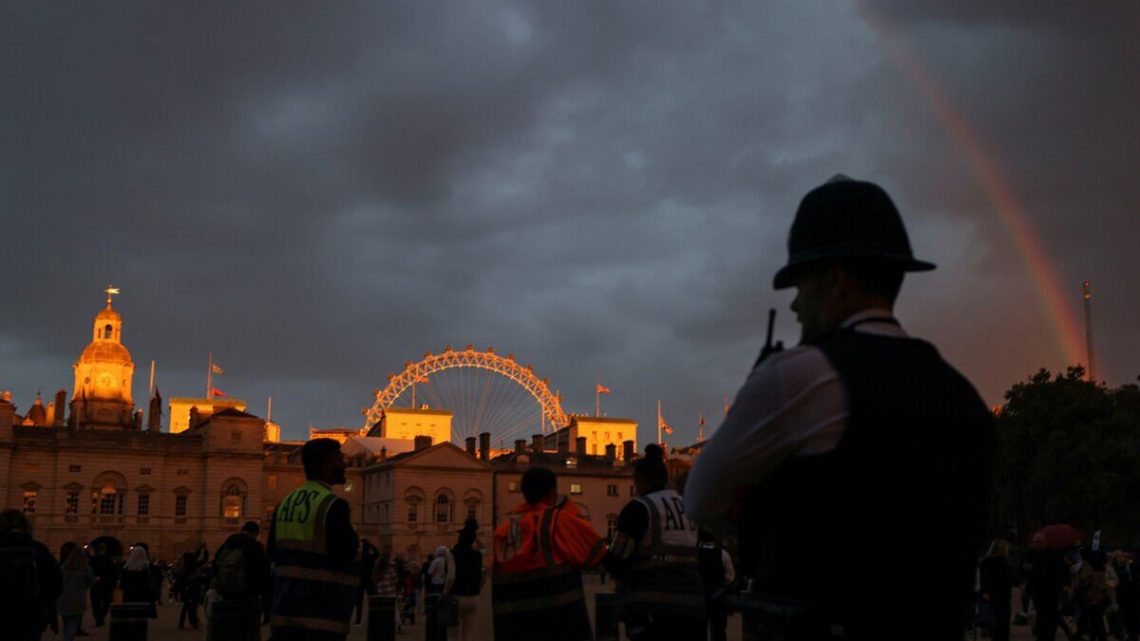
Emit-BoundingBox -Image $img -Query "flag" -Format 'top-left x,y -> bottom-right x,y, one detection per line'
105,286 -> 120,295
596,384 -> 611,395
210,387 -> 227,398
211,363 -> 225,375
658,415 -> 673,435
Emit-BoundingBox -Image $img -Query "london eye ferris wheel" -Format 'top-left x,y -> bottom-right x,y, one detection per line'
363,346 -> 569,449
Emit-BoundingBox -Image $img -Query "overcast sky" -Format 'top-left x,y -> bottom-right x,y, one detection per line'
3,1 -> 1138,445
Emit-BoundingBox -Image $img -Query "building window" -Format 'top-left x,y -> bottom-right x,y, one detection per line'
466,501 -> 478,522
22,491 -> 37,514
175,495 -> 188,517
570,483 -> 583,495
435,494 -> 453,524
66,492 -> 79,515
222,484 -> 244,519
96,491 -> 119,515
607,484 -> 619,497
407,502 -> 419,525
177,469 -> 189,476
137,494 -> 150,516
231,430 -> 242,444
104,324 -> 113,338
267,475 -> 278,490
508,481 -> 518,493
68,464 -> 82,473
140,467 -> 151,476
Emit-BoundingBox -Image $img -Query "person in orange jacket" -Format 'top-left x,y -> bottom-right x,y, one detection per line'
492,466 -> 606,641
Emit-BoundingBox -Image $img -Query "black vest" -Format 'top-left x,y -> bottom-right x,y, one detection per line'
740,329 -> 994,638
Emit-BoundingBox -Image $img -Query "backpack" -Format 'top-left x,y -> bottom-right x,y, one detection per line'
0,544 -> 40,616
211,547 -> 247,596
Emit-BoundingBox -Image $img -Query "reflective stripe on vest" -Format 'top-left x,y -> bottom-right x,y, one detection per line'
274,564 -> 360,587
270,614 -> 351,635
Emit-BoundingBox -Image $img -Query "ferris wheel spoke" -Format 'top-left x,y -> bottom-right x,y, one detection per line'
365,349 -> 567,445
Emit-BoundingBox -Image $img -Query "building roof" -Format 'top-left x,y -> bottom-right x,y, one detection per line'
95,304 -> 122,323
341,436 -> 415,458
371,441 -> 492,470
491,448 -> 633,476
567,415 -> 638,425
77,341 -> 132,365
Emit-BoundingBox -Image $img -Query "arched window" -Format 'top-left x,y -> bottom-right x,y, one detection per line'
435,493 -> 453,524
405,487 -> 426,526
104,324 -> 113,339
220,478 -> 248,520
91,472 -> 127,516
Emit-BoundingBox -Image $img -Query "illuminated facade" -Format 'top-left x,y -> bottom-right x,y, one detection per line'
0,293 -> 647,565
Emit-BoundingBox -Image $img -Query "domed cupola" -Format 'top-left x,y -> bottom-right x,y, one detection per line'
71,286 -> 136,429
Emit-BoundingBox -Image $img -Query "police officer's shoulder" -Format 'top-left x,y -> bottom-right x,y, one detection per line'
746,344 -> 831,388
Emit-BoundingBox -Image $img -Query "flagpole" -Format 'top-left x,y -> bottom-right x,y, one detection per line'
657,400 -> 662,445
595,376 -> 600,417
206,353 -> 213,399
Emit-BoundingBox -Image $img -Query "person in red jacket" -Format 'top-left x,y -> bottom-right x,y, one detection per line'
492,466 -> 606,641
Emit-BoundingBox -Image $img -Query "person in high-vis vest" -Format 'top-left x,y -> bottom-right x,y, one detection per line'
492,466 -> 607,641
605,443 -> 706,641
267,438 -> 359,641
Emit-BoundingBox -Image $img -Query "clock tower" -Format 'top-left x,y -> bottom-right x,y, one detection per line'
71,287 -> 136,429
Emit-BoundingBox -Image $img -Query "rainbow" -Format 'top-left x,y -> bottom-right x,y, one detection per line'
861,9 -> 1085,367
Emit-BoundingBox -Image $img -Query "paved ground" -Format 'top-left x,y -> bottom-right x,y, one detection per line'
41,584 -> 1051,641
41,578 -> 743,641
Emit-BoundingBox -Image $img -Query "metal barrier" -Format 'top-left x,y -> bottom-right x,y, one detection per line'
368,595 -> 397,641
423,593 -> 447,641
594,592 -> 619,641
206,599 -> 257,641
109,602 -> 149,641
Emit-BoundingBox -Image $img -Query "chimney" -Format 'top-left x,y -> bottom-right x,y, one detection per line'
380,446 -> 388,461
514,439 -> 527,453
414,435 -> 432,451
0,396 -> 13,441
575,436 -> 587,455
605,443 -> 616,461
532,434 -> 544,453
465,436 -> 477,456
479,432 -> 491,462
622,439 -> 635,463
54,389 -> 67,426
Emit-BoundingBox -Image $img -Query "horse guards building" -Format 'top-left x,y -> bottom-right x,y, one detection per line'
0,295 -> 657,564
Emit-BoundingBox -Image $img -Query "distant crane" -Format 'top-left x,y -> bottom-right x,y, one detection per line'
1083,280 -> 1096,383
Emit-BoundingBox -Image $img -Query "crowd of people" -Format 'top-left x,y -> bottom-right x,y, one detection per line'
978,534 -> 1140,641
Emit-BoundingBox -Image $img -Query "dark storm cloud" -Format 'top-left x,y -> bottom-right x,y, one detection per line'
2,1 -> 1137,443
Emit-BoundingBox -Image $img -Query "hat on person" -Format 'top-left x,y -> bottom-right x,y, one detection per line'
773,174 -> 935,290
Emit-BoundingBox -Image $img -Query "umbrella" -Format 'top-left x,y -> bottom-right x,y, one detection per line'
1032,523 -> 1083,549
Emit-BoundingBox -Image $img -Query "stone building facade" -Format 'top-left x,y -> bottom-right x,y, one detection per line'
1,293 -> 652,566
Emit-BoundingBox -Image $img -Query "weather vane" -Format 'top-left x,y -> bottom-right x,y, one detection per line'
104,284 -> 121,306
